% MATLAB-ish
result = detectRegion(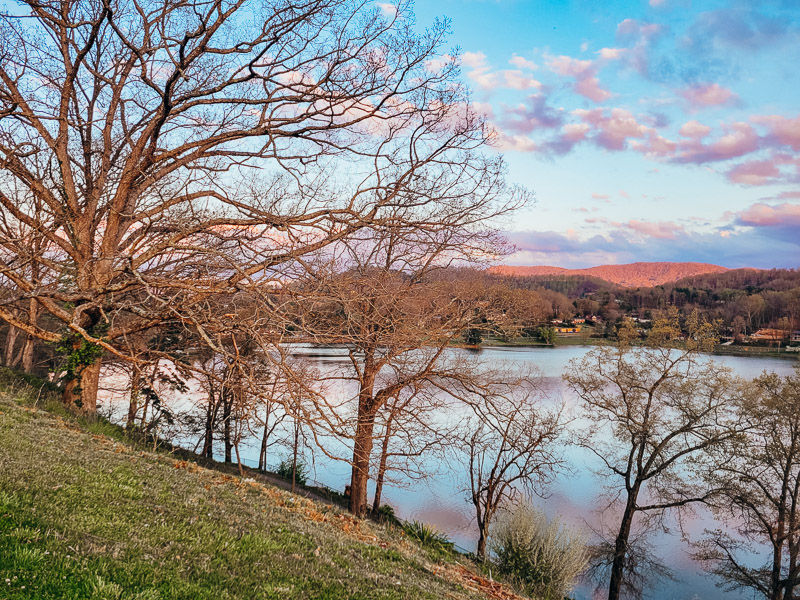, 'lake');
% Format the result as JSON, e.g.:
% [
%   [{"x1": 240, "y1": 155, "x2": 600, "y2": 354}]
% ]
[{"x1": 101, "y1": 345, "x2": 798, "y2": 600}]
